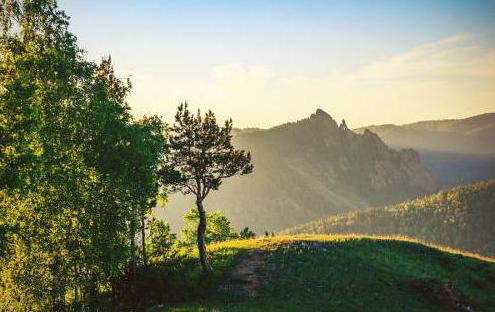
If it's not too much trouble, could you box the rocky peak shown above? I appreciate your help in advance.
[340,119,349,131]
[309,108,338,128]
[315,108,331,117]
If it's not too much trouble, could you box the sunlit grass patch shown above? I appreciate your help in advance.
[209,234,495,262]
[152,234,495,311]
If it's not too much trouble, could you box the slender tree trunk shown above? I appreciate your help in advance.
[196,199,213,273]
[51,248,64,312]
[111,277,117,304]
[84,271,98,310]
[74,264,79,311]
[141,210,147,267]
[74,285,78,307]
[129,220,137,286]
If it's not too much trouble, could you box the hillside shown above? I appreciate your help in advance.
[160,109,438,233]
[149,236,495,312]
[355,113,495,187]
[282,180,495,257]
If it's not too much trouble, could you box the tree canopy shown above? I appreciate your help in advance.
[0,1,166,310]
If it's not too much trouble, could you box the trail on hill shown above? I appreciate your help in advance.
[219,250,267,297]
[409,278,476,312]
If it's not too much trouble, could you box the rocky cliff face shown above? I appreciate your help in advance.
[354,113,495,187]
[160,109,440,234]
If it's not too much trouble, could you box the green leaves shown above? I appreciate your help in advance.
[0,1,168,309]
[181,208,239,246]
[146,217,177,262]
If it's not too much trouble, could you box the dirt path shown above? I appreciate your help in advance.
[219,250,267,297]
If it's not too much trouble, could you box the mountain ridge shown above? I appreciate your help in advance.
[356,112,495,130]
[160,109,438,234]
[354,112,495,156]
[351,112,495,186]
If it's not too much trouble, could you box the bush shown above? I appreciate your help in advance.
[239,227,256,239]
[181,208,239,245]
[146,218,178,263]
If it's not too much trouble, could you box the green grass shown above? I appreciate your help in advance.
[148,235,495,312]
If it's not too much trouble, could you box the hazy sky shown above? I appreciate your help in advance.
[59,0,495,128]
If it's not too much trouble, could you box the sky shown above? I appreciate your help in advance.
[59,0,495,128]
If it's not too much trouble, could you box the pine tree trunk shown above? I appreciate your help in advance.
[196,200,213,273]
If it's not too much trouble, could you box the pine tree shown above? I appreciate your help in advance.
[160,103,253,273]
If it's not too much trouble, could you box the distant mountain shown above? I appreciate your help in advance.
[355,113,495,187]
[282,180,495,257]
[355,113,495,155]
[159,109,439,234]
[417,149,495,187]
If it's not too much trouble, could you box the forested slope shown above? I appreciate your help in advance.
[282,180,495,257]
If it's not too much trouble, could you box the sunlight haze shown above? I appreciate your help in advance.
[3,1,495,309]
[59,0,495,128]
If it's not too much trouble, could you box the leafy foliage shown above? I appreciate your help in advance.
[181,208,239,246]
[146,217,178,262]
[0,1,166,310]
[239,227,256,239]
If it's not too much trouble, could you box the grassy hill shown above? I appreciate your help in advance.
[147,235,495,312]
[282,180,495,258]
